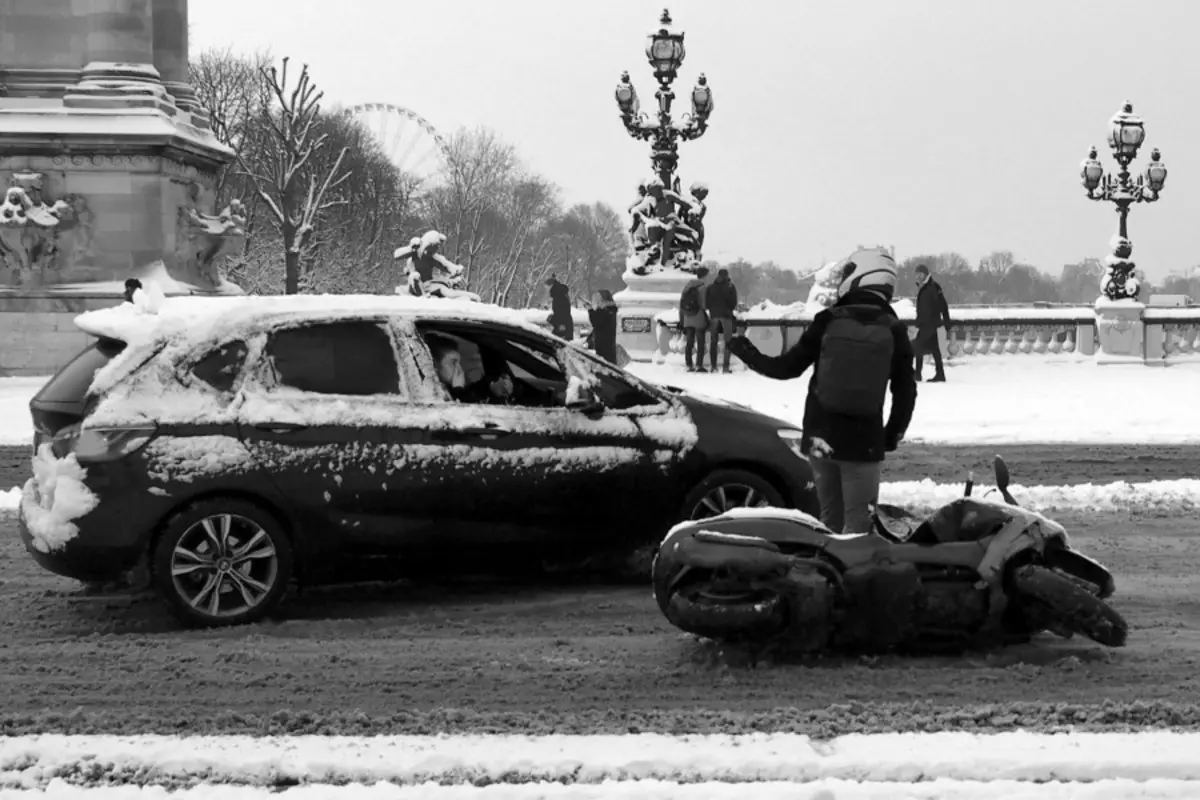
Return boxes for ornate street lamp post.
[614,8,713,192]
[1079,102,1168,302]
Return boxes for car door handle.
[433,425,512,442]
[254,422,308,434]
[464,425,512,440]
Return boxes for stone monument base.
[1094,298,1146,366]
[612,262,694,362]
[0,262,240,376]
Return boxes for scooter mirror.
[994,456,1010,491]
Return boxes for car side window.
[265,320,402,396]
[189,340,248,393]
[417,323,568,408]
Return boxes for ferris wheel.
[344,102,450,184]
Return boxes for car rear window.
[33,338,127,404]
[266,321,402,396]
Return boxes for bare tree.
[422,126,519,286]
[239,57,350,294]
[191,46,274,204]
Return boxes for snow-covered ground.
[4,357,1200,448]
[627,357,1200,445]
[0,377,43,448]
[4,732,1200,797]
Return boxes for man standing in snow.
[704,268,738,373]
[679,266,710,372]
[914,263,952,382]
[727,249,917,534]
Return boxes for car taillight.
[54,424,157,463]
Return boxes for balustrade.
[650,306,1199,367]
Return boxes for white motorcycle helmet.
[835,248,898,301]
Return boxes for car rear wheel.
[151,498,294,628]
[682,468,786,521]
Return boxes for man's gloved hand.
[727,334,756,360]
[885,431,904,452]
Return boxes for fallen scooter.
[651,456,1127,653]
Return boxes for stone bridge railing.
[652,304,1200,368]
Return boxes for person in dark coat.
[585,289,619,365]
[727,250,917,534]
[122,278,142,304]
[704,268,738,372]
[545,275,574,341]
[913,263,951,382]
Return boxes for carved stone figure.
[0,172,77,286]
[627,176,703,275]
[1101,234,1140,302]
[175,182,247,291]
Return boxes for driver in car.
[427,334,521,405]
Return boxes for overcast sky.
[191,0,1198,278]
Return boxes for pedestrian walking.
[913,263,952,382]
[727,249,917,534]
[704,268,738,373]
[679,266,710,372]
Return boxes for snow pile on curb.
[880,478,1200,514]
[0,486,19,510]
[7,734,1200,796]
[13,777,1200,798]
[3,478,1200,515]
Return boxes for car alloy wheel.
[162,509,288,623]
[690,483,771,519]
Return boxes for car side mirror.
[568,399,606,419]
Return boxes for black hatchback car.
[19,294,818,626]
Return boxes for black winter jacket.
[915,279,951,332]
[735,289,917,462]
[705,277,738,318]
[587,304,619,364]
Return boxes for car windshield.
[559,340,664,401]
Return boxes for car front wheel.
[151,498,294,627]
[681,468,786,521]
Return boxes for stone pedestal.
[0,0,242,374]
[1094,298,1146,366]
[612,260,694,362]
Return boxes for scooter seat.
[693,530,781,552]
[823,533,890,567]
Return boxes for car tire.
[151,498,295,628]
[680,468,786,522]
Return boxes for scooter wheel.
[1012,564,1128,647]
[666,586,788,642]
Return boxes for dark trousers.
[708,316,734,369]
[684,326,703,368]
[914,328,944,378]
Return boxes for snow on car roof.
[74,292,558,349]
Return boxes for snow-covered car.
[19,294,819,627]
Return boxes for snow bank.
[2,478,1197,516]
[4,732,1200,792]
[0,486,20,510]
[17,444,99,552]
[14,778,1200,798]
[880,478,1200,514]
